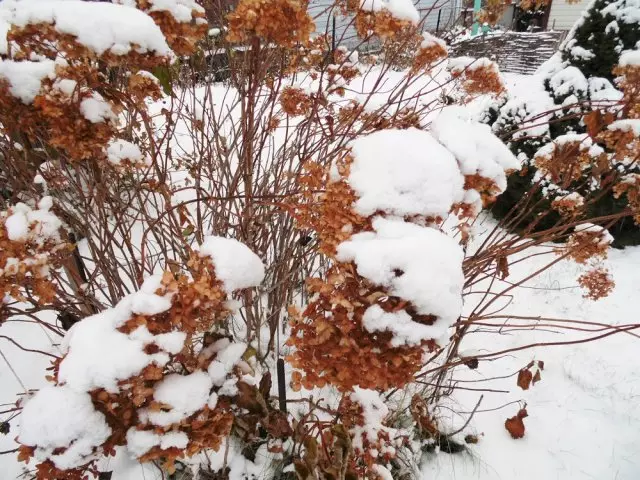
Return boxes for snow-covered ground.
[2,71,639,479]
[421,216,640,480]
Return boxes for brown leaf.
[505,410,527,439]
[584,111,603,138]
[463,357,479,369]
[517,368,533,390]
[464,434,479,444]
[235,381,268,415]
[258,372,272,403]
[263,410,293,438]
[497,256,509,279]
[532,369,542,385]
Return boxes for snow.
[421,32,447,50]
[349,387,394,454]
[608,119,640,136]
[362,304,445,347]
[19,385,111,469]
[207,341,247,386]
[419,217,640,480]
[576,222,615,246]
[146,0,205,23]
[126,429,162,457]
[144,371,212,427]
[348,128,464,218]
[619,49,640,66]
[58,276,179,392]
[449,56,499,74]
[0,0,173,58]
[360,0,420,23]
[384,0,420,23]
[570,45,595,60]
[3,198,62,243]
[126,429,189,457]
[80,92,117,124]
[337,217,464,335]
[588,76,623,102]
[107,139,150,166]
[431,107,519,192]
[196,236,265,293]
[548,66,588,98]
[534,133,602,165]
[0,59,55,103]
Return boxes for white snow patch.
[19,386,111,469]
[337,217,464,329]
[196,236,265,293]
[349,128,465,218]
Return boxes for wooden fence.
[451,31,566,75]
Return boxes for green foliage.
[488,0,640,248]
[561,0,639,81]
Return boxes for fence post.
[332,15,336,54]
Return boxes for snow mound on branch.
[608,119,640,136]
[207,340,247,387]
[548,66,588,98]
[0,60,55,104]
[0,0,173,58]
[360,0,420,23]
[576,223,614,246]
[337,217,464,332]
[148,0,206,23]
[142,371,212,427]
[493,96,553,141]
[535,133,603,161]
[348,128,464,218]
[80,92,117,124]
[107,139,150,166]
[58,275,182,393]
[363,305,445,347]
[349,387,396,456]
[619,49,640,66]
[421,32,447,50]
[448,56,499,74]
[196,236,265,293]
[4,197,61,244]
[431,107,519,192]
[126,429,188,457]
[588,77,623,102]
[18,386,111,469]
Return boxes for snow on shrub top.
[548,65,589,98]
[421,31,448,50]
[535,133,604,160]
[0,59,55,104]
[607,119,640,135]
[145,0,206,23]
[431,107,519,192]
[448,56,499,75]
[360,0,420,23]
[4,197,61,244]
[58,275,182,392]
[0,0,173,58]
[141,371,213,427]
[588,76,623,102]
[196,236,265,293]
[336,217,464,330]
[107,139,151,167]
[619,49,640,66]
[348,128,465,218]
[126,429,189,457]
[18,386,111,470]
